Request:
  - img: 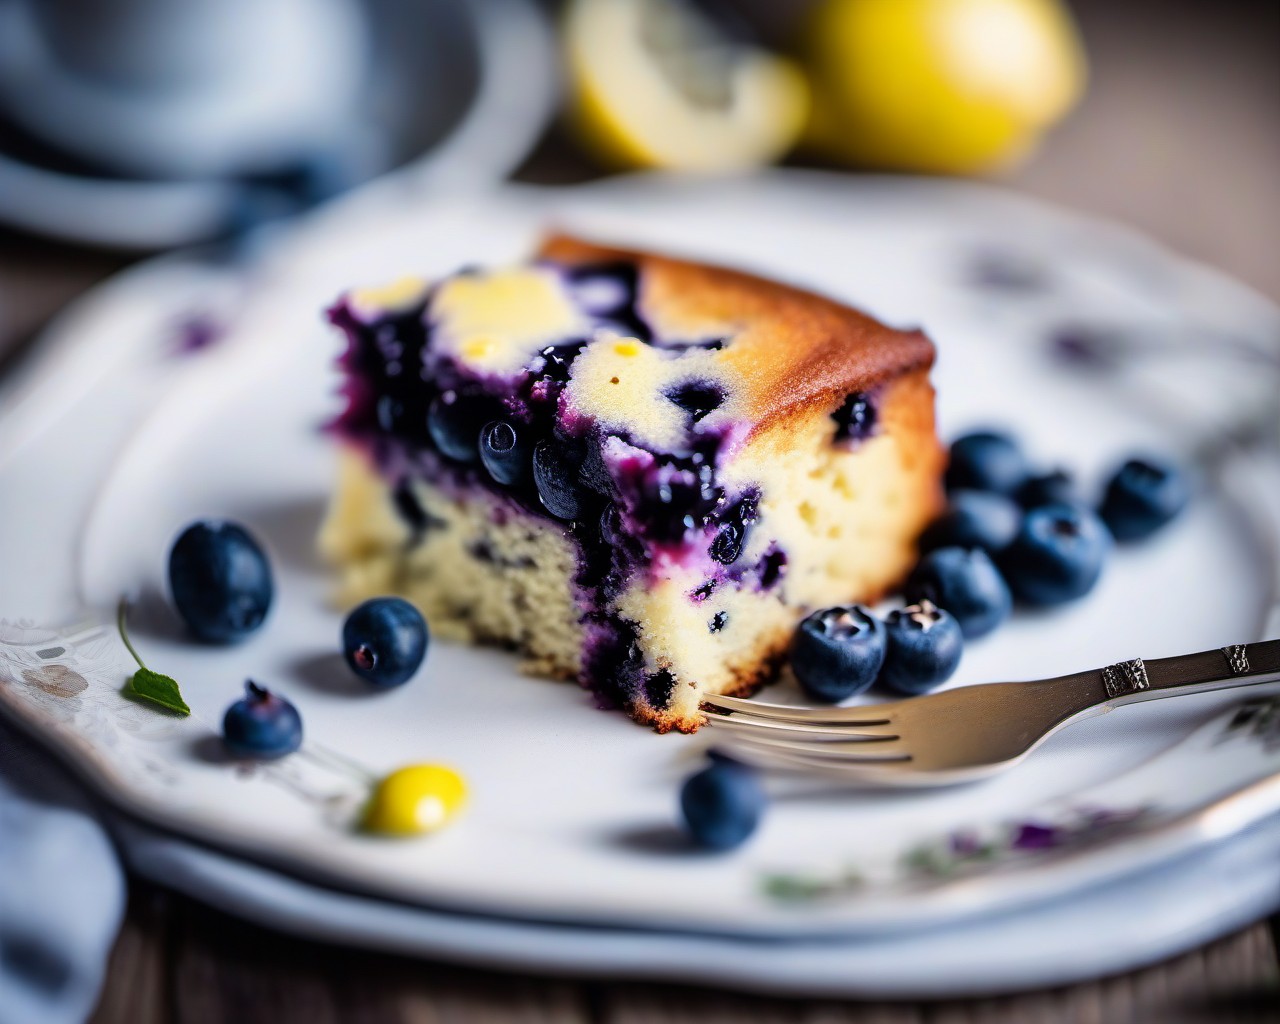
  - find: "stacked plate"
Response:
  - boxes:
[2,173,1279,995]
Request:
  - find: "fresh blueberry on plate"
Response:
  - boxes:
[1098,457,1189,542]
[479,420,532,487]
[791,605,887,703]
[880,600,964,695]
[168,520,273,643]
[680,759,765,851]
[343,597,429,688]
[222,681,302,759]
[905,546,1011,640]
[1017,468,1080,510]
[1001,503,1111,605]
[920,489,1021,555]
[945,430,1029,496]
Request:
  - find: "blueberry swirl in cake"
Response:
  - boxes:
[320,235,945,731]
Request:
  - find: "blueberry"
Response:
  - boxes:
[567,262,649,340]
[168,520,273,643]
[1098,457,1189,542]
[666,380,724,423]
[427,389,496,463]
[532,439,584,520]
[534,340,588,386]
[679,760,765,851]
[1017,469,1080,509]
[479,420,532,486]
[641,460,713,541]
[342,597,429,688]
[945,430,1029,495]
[222,681,302,759]
[920,490,1021,555]
[905,546,1011,640]
[709,493,759,564]
[832,392,877,443]
[791,605,886,703]
[568,263,636,314]
[880,600,963,695]
[1000,503,1111,605]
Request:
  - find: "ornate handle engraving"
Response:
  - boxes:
[1221,645,1251,676]
[1102,658,1150,698]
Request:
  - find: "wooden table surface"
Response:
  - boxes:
[1,2,1277,1021]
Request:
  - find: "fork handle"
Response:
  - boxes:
[1097,638,1280,705]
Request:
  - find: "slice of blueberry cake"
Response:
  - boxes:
[319,235,944,731]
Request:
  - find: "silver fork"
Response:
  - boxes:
[702,639,1280,786]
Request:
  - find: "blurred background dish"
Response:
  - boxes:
[0,0,557,248]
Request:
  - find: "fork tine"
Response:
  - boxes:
[701,692,898,725]
[719,732,911,762]
[718,745,916,778]
[704,714,899,740]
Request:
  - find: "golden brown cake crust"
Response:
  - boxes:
[536,233,937,437]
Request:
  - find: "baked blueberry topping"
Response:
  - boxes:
[567,262,650,341]
[342,597,429,688]
[1098,457,1189,542]
[666,380,725,423]
[644,669,677,709]
[533,439,585,520]
[758,547,787,589]
[692,580,717,602]
[329,299,433,447]
[168,520,273,643]
[568,266,632,314]
[791,605,886,703]
[906,546,1011,640]
[427,388,498,463]
[710,493,759,564]
[833,392,877,443]
[375,395,406,433]
[1017,469,1080,510]
[680,759,765,851]
[709,610,728,633]
[945,430,1029,496]
[641,459,719,542]
[222,681,302,759]
[880,600,963,695]
[920,489,1021,555]
[392,483,431,537]
[1001,503,1111,605]
[534,339,589,386]
[479,420,532,487]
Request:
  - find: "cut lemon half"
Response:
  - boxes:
[564,0,809,173]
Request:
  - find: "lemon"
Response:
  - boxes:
[564,0,809,173]
[362,764,467,836]
[800,0,1087,174]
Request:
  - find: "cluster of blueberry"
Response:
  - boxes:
[677,430,1190,851]
[167,521,430,759]
[787,430,1189,706]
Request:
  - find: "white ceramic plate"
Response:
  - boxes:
[2,174,1279,954]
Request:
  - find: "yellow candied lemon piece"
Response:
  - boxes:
[799,0,1086,175]
[362,764,468,836]
[564,0,808,173]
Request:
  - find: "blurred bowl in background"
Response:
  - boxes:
[0,0,558,249]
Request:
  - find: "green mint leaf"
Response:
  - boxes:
[125,667,191,716]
